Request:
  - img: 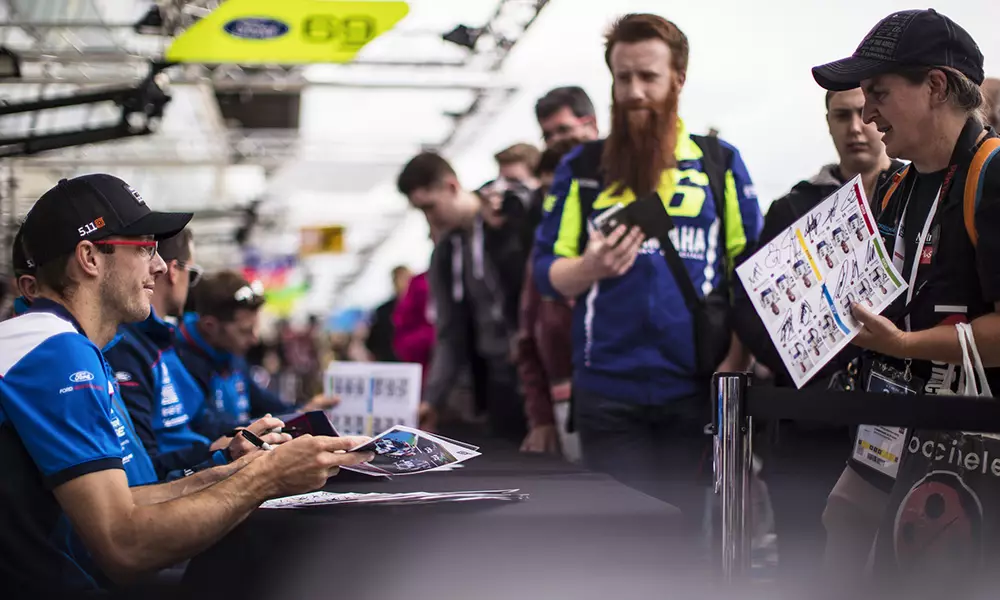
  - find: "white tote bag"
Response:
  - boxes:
[940,322,993,398]
[942,322,996,440]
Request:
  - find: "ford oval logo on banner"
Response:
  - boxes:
[223,18,289,40]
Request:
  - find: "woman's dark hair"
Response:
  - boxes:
[896,65,987,124]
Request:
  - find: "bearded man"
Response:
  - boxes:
[532,13,763,528]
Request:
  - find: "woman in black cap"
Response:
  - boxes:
[811,7,1000,587]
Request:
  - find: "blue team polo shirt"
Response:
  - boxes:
[106,311,211,454]
[0,299,157,593]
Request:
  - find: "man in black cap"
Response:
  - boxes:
[0,174,373,594]
[811,9,1000,587]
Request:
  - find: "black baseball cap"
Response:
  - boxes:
[812,9,985,92]
[20,174,193,268]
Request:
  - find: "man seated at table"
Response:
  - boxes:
[13,224,286,483]
[175,271,336,441]
[104,229,292,481]
[0,174,372,594]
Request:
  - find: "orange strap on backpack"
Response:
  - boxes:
[963,137,1000,247]
[879,138,1000,247]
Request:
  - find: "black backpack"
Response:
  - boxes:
[570,135,735,376]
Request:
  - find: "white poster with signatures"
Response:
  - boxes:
[323,361,422,437]
[736,175,908,388]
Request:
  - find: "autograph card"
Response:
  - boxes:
[736,175,907,388]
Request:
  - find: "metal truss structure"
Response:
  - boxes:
[0,0,552,290]
[18,129,430,168]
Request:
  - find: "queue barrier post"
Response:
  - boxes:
[714,381,1000,585]
[714,372,752,583]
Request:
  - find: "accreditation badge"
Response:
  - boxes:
[851,360,925,479]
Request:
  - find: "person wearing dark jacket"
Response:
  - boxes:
[518,141,586,455]
[733,86,901,589]
[397,152,527,441]
[366,266,412,362]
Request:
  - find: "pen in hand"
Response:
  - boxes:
[240,429,273,451]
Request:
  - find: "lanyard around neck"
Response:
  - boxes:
[891,164,957,331]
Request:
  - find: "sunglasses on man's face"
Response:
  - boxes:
[233,280,265,304]
[176,262,203,287]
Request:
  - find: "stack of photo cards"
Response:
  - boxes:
[346,425,481,477]
[260,489,527,509]
[272,410,481,476]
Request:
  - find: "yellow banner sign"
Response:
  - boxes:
[300,225,346,255]
[166,0,409,64]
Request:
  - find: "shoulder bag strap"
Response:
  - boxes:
[691,134,734,290]
[963,137,1000,247]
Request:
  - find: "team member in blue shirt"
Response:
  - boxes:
[176,270,336,441]
[0,174,372,594]
[12,224,283,483]
[104,229,290,481]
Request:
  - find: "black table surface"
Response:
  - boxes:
[180,440,725,599]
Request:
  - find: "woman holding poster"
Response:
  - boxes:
[811,8,1000,594]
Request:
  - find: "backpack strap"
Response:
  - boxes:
[572,140,606,255]
[963,137,1000,248]
[690,134,734,284]
[690,134,732,228]
[880,165,911,212]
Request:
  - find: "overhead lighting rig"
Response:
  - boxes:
[0,62,172,158]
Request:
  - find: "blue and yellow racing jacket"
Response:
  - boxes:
[533,123,763,403]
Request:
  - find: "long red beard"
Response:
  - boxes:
[602,83,680,197]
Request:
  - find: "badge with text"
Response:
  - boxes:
[852,361,925,479]
[919,225,939,265]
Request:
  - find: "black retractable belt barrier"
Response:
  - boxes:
[712,372,1000,583]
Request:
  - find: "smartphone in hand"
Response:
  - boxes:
[591,193,675,246]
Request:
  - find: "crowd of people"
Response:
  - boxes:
[1,7,1000,597]
[385,8,1000,595]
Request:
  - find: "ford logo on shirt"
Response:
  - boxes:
[223,18,289,40]
[69,371,95,383]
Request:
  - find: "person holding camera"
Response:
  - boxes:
[397,152,528,441]
[533,14,762,524]
[811,8,1000,582]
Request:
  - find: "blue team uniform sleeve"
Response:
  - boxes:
[190,409,237,446]
[247,369,289,417]
[105,339,211,479]
[533,151,580,298]
[103,339,160,461]
[2,334,123,488]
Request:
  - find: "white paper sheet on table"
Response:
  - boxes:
[260,489,527,509]
[736,175,907,388]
